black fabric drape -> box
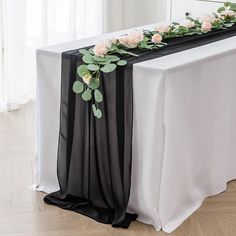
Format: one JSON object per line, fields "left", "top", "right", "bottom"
{"left": 44, "top": 25, "right": 236, "bottom": 228}
{"left": 44, "top": 48, "right": 136, "bottom": 228}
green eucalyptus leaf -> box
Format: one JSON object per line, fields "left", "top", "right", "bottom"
{"left": 156, "top": 44, "right": 165, "bottom": 48}
{"left": 95, "top": 109, "right": 102, "bottom": 119}
{"left": 97, "top": 60, "right": 111, "bottom": 65}
{"left": 144, "top": 36, "right": 149, "bottom": 42}
{"left": 100, "top": 65, "right": 111, "bottom": 73}
{"left": 224, "top": 23, "right": 234, "bottom": 28}
{"left": 184, "top": 32, "right": 196, "bottom": 36}
{"left": 91, "top": 104, "right": 102, "bottom": 118}
{"left": 87, "top": 64, "right": 99, "bottom": 71}
{"left": 77, "top": 65, "right": 89, "bottom": 78}
{"left": 224, "top": 2, "right": 230, "bottom": 7}
{"left": 82, "top": 88, "right": 92, "bottom": 101}
{"left": 82, "top": 54, "right": 94, "bottom": 64}
{"left": 230, "top": 3, "right": 236, "bottom": 12}
{"left": 217, "top": 7, "right": 225, "bottom": 13}
{"left": 88, "top": 78, "right": 100, "bottom": 90}
{"left": 94, "top": 89, "right": 103, "bottom": 103}
{"left": 108, "top": 63, "right": 117, "bottom": 71}
{"left": 100, "top": 63, "right": 117, "bottom": 73}
{"left": 213, "top": 12, "right": 219, "bottom": 18}
{"left": 79, "top": 49, "right": 89, "bottom": 55}
{"left": 105, "top": 55, "right": 120, "bottom": 62}
{"left": 92, "top": 104, "right": 97, "bottom": 115}
{"left": 93, "top": 55, "right": 107, "bottom": 62}
{"left": 172, "top": 22, "right": 180, "bottom": 25}
{"left": 109, "top": 44, "right": 118, "bottom": 51}
{"left": 89, "top": 48, "right": 94, "bottom": 54}
{"left": 73, "top": 81, "right": 84, "bottom": 94}
{"left": 139, "top": 41, "right": 147, "bottom": 48}
{"left": 117, "top": 60, "right": 127, "bottom": 66}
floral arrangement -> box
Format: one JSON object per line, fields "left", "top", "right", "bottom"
{"left": 73, "top": 2, "right": 236, "bottom": 119}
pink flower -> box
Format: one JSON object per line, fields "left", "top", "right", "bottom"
{"left": 155, "top": 24, "right": 170, "bottom": 34}
{"left": 119, "top": 30, "right": 144, "bottom": 48}
{"left": 119, "top": 36, "right": 129, "bottom": 47}
{"left": 221, "top": 7, "right": 236, "bottom": 18}
{"left": 201, "top": 21, "right": 212, "bottom": 33}
{"left": 151, "top": 33, "right": 162, "bottom": 44}
{"left": 93, "top": 40, "right": 111, "bottom": 57}
{"left": 184, "top": 20, "right": 195, "bottom": 29}
{"left": 199, "top": 14, "right": 216, "bottom": 23}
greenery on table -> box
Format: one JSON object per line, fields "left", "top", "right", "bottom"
{"left": 73, "top": 2, "right": 236, "bottom": 119}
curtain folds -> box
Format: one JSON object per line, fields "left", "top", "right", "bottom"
{"left": 44, "top": 49, "right": 137, "bottom": 227}
{"left": 0, "top": 0, "right": 106, "bottom": 112}
{"left": 0, "top": 0, "right": 165, "bottom": 112}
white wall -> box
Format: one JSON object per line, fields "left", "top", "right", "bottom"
{"left": 105, "top": 0, "right": 226, "bottom": 33}
{"left": 105, "top": 0, "right": 168, "bottom": 32}
{"left": 122, "top": 0, "right": 167, "bottom": 28}
{"left": 105, "top": 1, "right": 123, "bottom": 32}
{"left": 171, "top": 0, "right": 222, "bottom": 19}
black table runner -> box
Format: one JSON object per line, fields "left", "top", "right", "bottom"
{"left": 44, "top": 24, "right": 236, "bottom": 228}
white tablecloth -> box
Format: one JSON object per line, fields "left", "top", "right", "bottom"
{"left": 36, "top": 25, "right": 236, "bottom": 233}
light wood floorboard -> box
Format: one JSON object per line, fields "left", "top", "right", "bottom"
{"left": 0, "top": 102, "right": 236, "bottom": 235}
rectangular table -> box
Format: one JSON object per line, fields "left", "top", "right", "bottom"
{"left": 36, "top": 25, "right": 236, "bottom": 233}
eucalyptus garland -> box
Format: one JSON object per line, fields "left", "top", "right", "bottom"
{"left": 73, "top": 2, "right": 236, "bottom": 119}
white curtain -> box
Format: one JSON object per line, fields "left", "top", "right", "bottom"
{"left": 0, "top": 0, "right": 105, "bottom": 112}
{"left": 0, "top": 0, "right": 166, "bottom": 112}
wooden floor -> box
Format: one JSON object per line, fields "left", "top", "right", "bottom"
{"left": 0, "top": 102, "right": 236, "bottom": 236}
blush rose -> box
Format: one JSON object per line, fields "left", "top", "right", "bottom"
{"left": 151, "top": 33, "right": 162, "bottom": 43}
{"left": 201, "top": 21, "right": 212, "bottom": 33}
{"left": 119, "top": 30, "right": 144, "bottom": 48}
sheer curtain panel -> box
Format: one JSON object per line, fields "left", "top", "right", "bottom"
{"left": 0, "top": 0, "right": 165, "bottom": 112}
{"left": 0, "top": 0, "right": 105, "bottom": 112}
